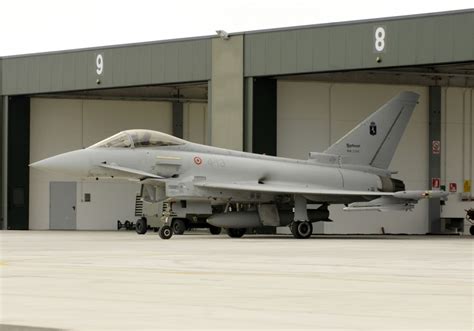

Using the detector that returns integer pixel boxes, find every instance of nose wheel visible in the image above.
[159,225,173,240]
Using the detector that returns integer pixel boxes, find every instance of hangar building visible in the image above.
[1,9,473,234]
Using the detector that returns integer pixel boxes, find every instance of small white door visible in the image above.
[50,181,77,230]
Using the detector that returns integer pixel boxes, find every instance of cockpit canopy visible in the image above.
[88,130,185,149]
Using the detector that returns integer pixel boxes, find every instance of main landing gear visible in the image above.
[290,221,313,239]
[289,195,324,239]
[226,228,246,238]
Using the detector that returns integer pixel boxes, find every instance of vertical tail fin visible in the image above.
[323,91,420,169]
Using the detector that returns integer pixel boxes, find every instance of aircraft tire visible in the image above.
[297,221,313,239]
[290,221,302,239]
[470,225,474,235]
[209,225,222,235]
[159,225,173,239]
[135,217,147,235]
[172,219,186,235]
[227,228,246,238]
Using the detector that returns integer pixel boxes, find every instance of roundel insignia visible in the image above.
[369,121,377,136]
[193,156,203,165]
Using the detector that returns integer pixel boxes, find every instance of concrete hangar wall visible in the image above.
[1,10,474,234]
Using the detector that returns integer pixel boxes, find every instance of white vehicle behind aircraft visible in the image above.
[31,91,447,239]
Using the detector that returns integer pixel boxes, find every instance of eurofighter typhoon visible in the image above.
[31,92,447,239]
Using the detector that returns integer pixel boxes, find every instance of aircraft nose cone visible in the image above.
[30,150,91,177]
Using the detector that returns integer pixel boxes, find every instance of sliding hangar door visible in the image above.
[29,96,207,230]
[276,81,473,234]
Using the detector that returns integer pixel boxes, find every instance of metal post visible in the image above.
[2,96,8,230]
[428,86,442,234]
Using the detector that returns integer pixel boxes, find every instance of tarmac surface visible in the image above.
[0,231,473,330]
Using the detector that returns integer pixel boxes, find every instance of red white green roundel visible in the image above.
[193,156,202,165]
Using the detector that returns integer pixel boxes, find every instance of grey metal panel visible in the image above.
[151,43,166,83]
[328,27,346,69]
[178,42,193,82]
[265,33,281,74]
[247,34,266,76]
[244,10,474,77]
[164,43,179,82]
[452,12,474,60]
[74,52,87,89]
[1,38,211,95]
[397,20,417,66]
[380,21,399,67]
[137,45,152,85]
[62,53,75,91]
[434,16,454,63]
[27,57,40,93]
[192,40,209,81]
[345,25,364,69]
[312,28,330,71]
[296,29,313,72]
[50,53,64,92]
[38,56,52,92]
[280,31,297,74]
[3,59,16,93]
[415,18,436,64]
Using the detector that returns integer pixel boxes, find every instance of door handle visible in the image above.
[72,206,76,211]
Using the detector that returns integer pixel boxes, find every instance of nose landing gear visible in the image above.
[159,225,173,240]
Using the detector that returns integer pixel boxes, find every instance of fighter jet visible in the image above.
[31,91,447,239]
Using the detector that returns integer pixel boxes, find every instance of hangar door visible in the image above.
[277,81,429,234]
[29,97,207,230]
[50,181,76,230]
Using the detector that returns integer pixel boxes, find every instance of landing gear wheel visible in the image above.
[297,221,313,239]
[159,225,173,240]
[470,225,474,236]
[172,219,186,235]
[291,221,312,239]
[209,226,222,235]
[135,217,147,235]
[227,228,246,238]
[290,221,302,238]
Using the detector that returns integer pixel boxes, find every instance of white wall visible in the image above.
[211,36,244,150]
[277,81,430,234]
[183,103,208,144]
[30,98,205,230]
[441,88,474,224]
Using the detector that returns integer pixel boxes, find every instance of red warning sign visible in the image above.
[432,178,440,189]
[432,140,441,155]
[449,182,457,193]
[193,156,202,165]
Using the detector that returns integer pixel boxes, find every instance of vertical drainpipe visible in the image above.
[328,84,333,147]
[244,77,253,153]
[470,89,473,198]
[2,96,8,230]
[428,86,441,234]
[206,80,212,145]
[172,102,184,139]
